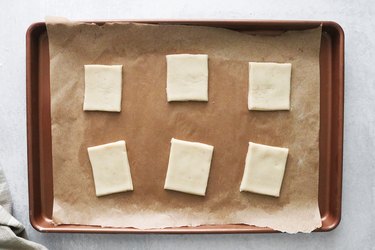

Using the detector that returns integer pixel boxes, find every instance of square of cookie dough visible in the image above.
[87,140,133,197]
[164,138,214,196]
[248,62,291,111]
[166,54,208,101]
[240,142,289,197]
[83,65,123,112]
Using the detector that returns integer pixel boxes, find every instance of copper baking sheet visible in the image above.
[26,20,344,233]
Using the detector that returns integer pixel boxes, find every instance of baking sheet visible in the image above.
[46,19,322,233]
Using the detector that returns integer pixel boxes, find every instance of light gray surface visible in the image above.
[0,0,374,249]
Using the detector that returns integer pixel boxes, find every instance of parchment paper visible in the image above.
[46,18,322,233]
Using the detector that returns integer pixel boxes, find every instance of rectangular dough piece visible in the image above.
[87,140,133,197]
[240,142,289,197]
[248,62,291,111]
[164,138,214,196]
[84,65,123,112]
[166,54,208,102]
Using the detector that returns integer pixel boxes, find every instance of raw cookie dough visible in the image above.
[248,62,291,111]
[87,140,133,197]
[240,142,289,197]
[166,54,208,101]
[164,138,214,196]
[83,64,123,112]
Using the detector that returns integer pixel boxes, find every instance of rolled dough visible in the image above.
[87,140,133,197]
[83,64,123,112]
[164,138,214,196]
[166,54,208,101]
[248,62,291,111]
[240,142,289,197]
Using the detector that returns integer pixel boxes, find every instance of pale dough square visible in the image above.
[166,54,208,101]
[240,142,289,197]
[83,65,123,112]
[248,62,291,111]
[87,141,133,197]
[164,138,214,196]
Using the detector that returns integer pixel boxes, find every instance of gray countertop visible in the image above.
[0,0,373,249]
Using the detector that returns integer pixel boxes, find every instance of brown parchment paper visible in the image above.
[46,18,322,233]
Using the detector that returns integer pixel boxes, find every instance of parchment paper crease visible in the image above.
[46,18,322,233]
